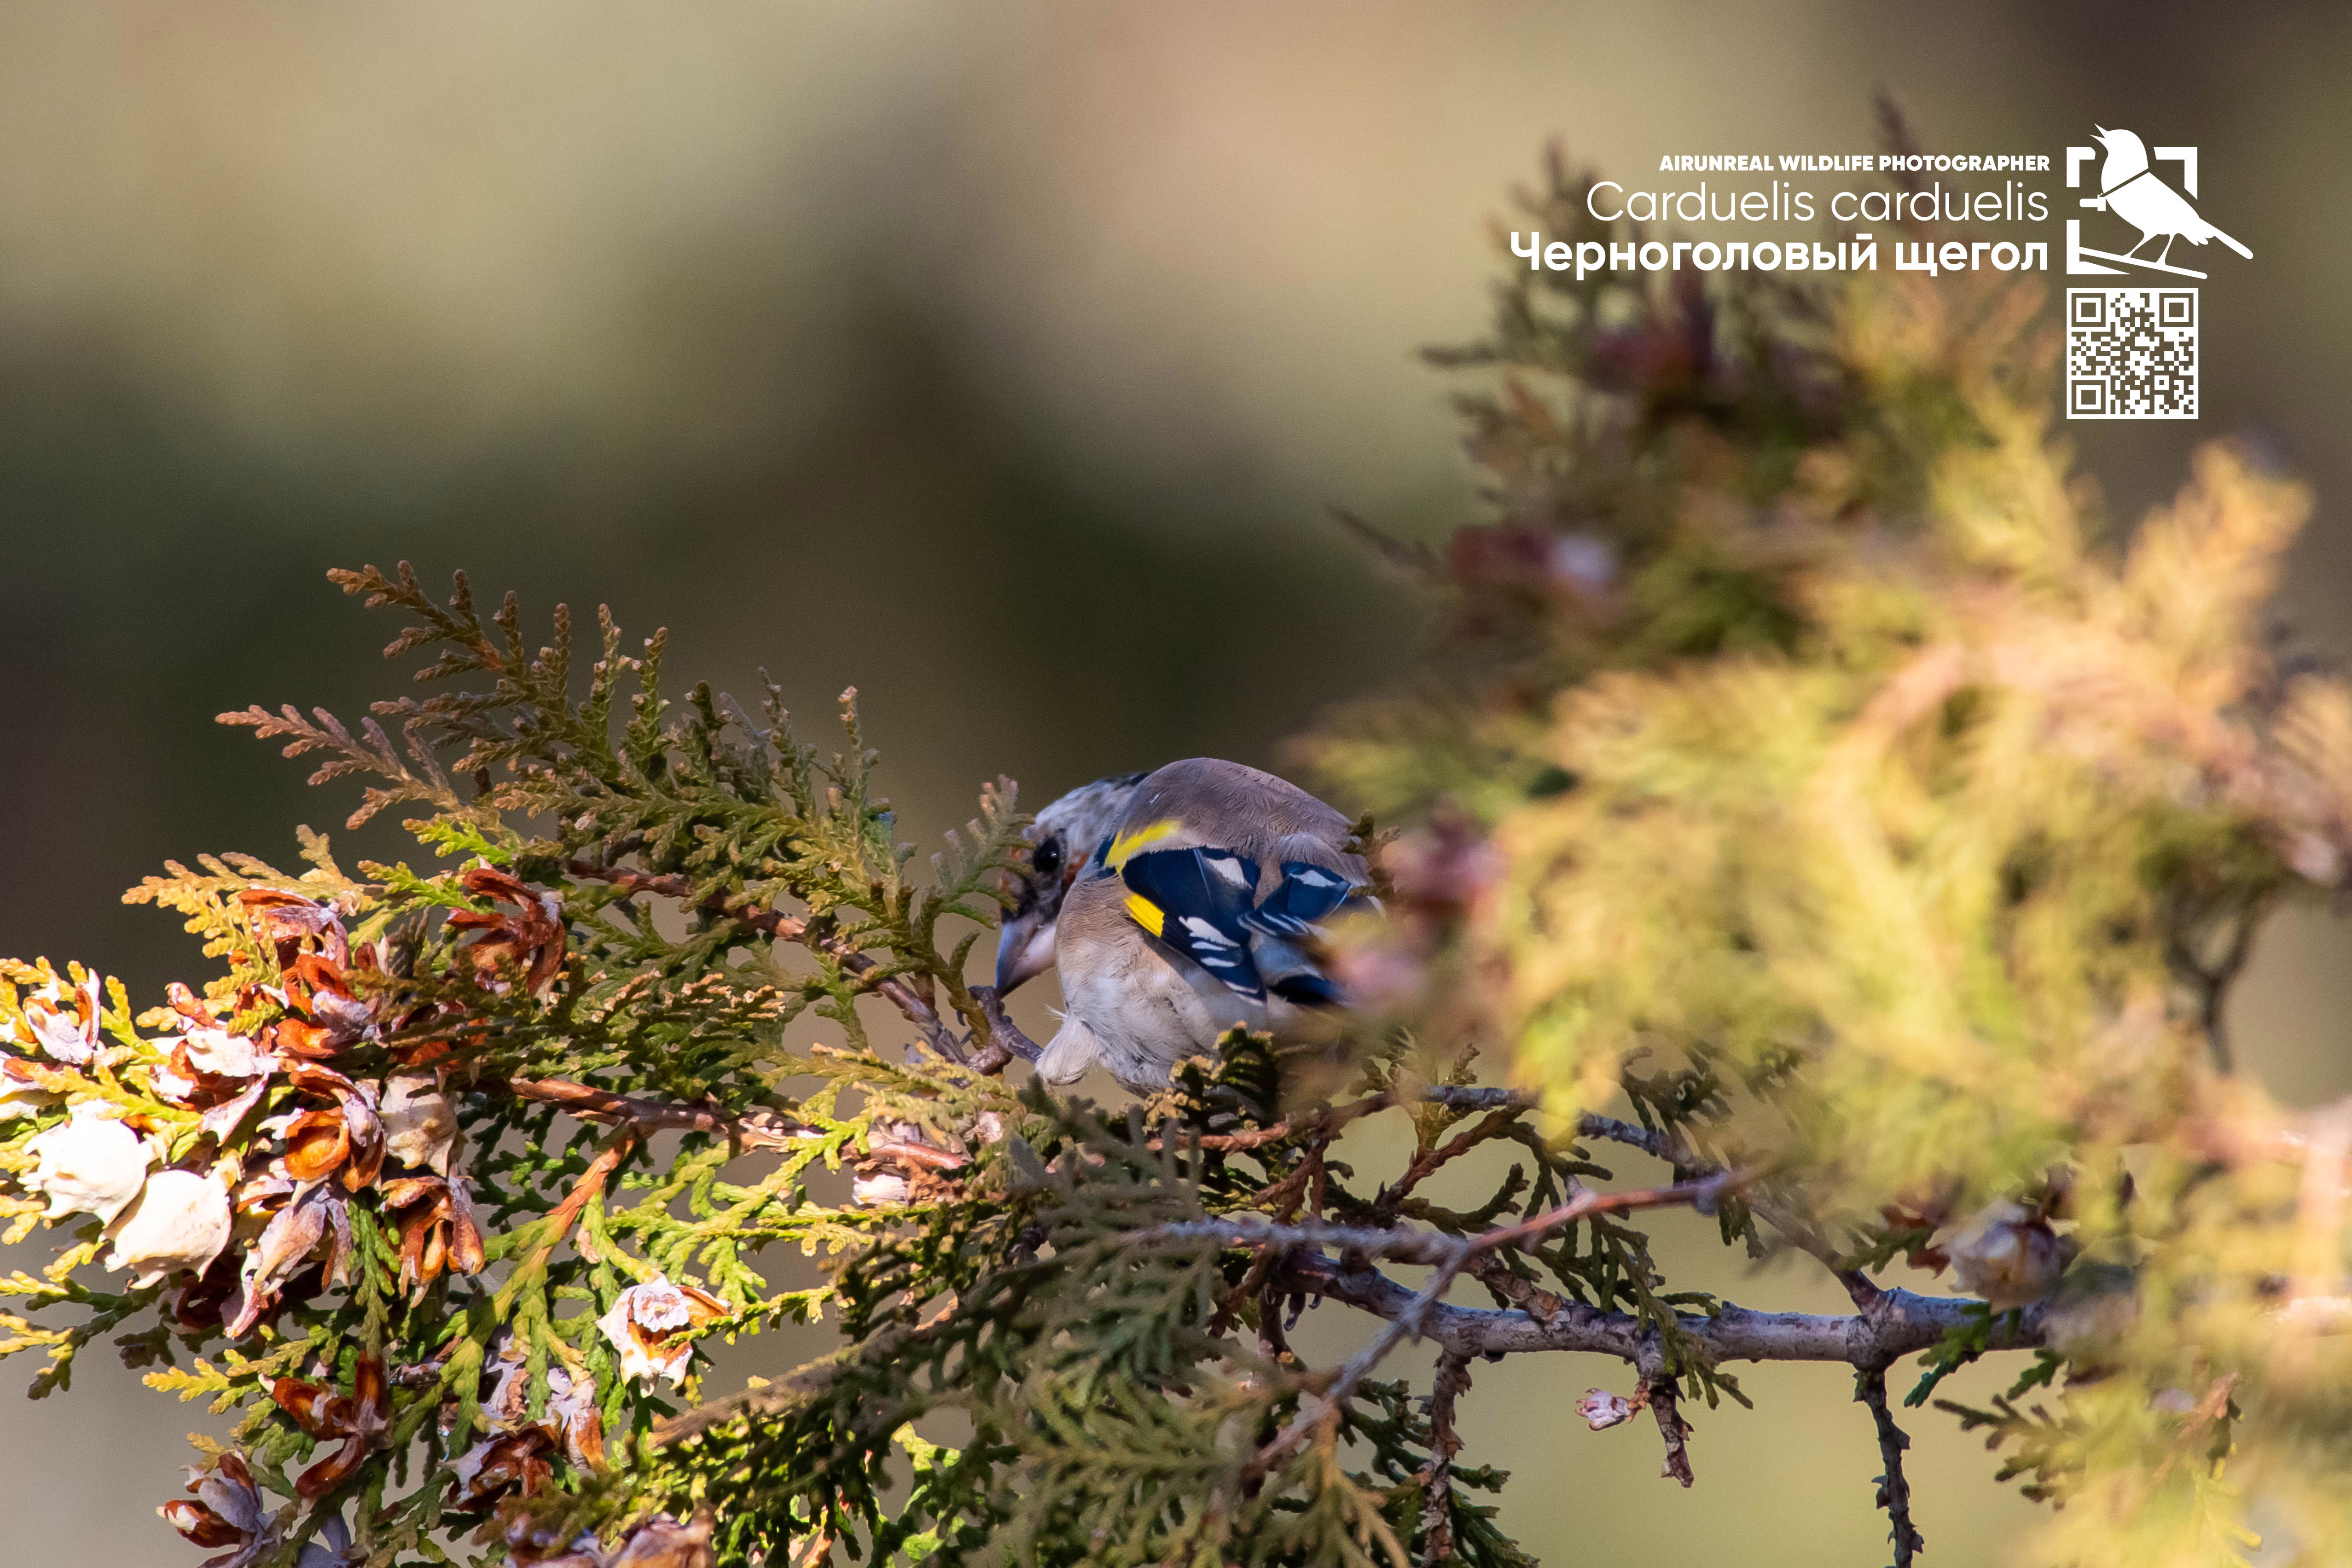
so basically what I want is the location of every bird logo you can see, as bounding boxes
[2067,128,2249,279]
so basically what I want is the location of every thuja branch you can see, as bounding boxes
[1411,1094,1884,1309]
[566,859,963,1058]
[564,856,1040,1068]
[1858,1364,1926,1567]
[967,986,1045,1071]
[505,1075,809,1147]
[1247,1171,1749,1474]
[1283,1253,2046,1368]
[1640,1353,1696,1488]
[1419,1353,1472,1568]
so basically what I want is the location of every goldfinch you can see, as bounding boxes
[993,770,1147,996]
[994,758,1371,1092]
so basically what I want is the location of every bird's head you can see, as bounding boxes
[2092,127,2149,177]
[994,771,1145,994]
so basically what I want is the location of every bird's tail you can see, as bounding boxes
[1251,933,1343,1008]
[1036,1014,1105,1084]
[2209,224,2252,259]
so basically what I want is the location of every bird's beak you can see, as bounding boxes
[2093,126,2110,145]
[994,908,1057,995]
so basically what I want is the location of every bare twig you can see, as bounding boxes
[1858,1364,1925,1565]
[1418,1086,1534,1112]
[1282,1249,2046,1368]
[1573,1111,1683,1162]
[866,1139,969,1173]
[1463,1252,1567,1323]
[966,985,1045,1073]
[1642,1371,1695,1487]
[1332,506,1445,582]
[1120,1214,1471,1268]
[1420,1354,1472,1567]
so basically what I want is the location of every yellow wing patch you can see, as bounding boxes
[1104,818,1183,871]
[1124,891,1167,937]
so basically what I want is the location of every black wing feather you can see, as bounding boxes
[1241,860,1359,937]
[1120,847,1265,999]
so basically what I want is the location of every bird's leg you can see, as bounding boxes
[2155,232,2177,267]
[2122,232,2154,259]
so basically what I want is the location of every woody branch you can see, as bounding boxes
[1279,1249,2045,1367]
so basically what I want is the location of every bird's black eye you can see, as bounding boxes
[1032,838,1063,879]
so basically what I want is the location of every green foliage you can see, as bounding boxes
[1306,142,2352,1564]
[1,566,1057,1565]
[563,1040,1612,1568]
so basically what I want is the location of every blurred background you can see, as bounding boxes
[3,1,2348,1562]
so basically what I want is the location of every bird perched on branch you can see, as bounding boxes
[2082,126,2250,268]
[995,758,1373,1092]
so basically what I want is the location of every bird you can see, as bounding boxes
[2082,127,2250,268]
[994,758,1373,1093]
[991,769,1146,998]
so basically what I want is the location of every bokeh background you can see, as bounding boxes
[5,2,2349,1562]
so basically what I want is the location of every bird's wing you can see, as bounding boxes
[1242,861,1363,937]
[1119,847,1266,999]
[1243,862,1371,1008]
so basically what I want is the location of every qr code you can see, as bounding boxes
[2066,288,2196,419]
